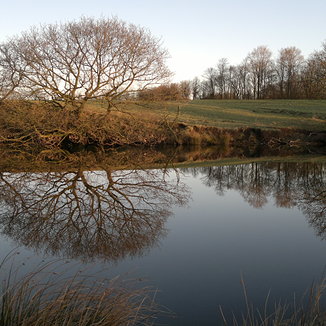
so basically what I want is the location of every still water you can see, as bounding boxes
[0,159,325,325]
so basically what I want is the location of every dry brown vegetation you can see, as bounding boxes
[0,101,325,157]
[0,100,324,158]
[0,255,162,326]
[137,82,191,101]
[0,100,235,151]
[219,277,326,326]
[0,100,174,151]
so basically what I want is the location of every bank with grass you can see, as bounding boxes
[0,100,325,156]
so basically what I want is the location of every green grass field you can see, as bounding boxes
[117,99,326,131]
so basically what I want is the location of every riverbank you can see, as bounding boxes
[0,100,325,154]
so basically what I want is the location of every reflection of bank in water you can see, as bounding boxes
[0,168,189,262]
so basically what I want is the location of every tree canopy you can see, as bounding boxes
[0,17,171,111]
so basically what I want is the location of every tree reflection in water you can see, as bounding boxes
[0,168,189,261]
[0,161,324,264]
[185,162,326,239]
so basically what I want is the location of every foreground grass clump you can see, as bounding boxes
[0,259,160,326]
[220,277,326,326]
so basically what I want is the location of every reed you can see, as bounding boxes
[219,276,326,326]
[0,255,161,326]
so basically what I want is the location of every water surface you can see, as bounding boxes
[0,158,325,325]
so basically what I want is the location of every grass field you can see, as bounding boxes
[114,99,326,131]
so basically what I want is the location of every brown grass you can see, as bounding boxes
[0,100,176,150]
[219,276,326,326]
[0,253,162,326]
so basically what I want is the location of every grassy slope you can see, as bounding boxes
[102,99,326,131]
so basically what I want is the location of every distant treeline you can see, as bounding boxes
[194,43,326,100]
[138,43,326,101]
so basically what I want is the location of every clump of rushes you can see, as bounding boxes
[0,255,161,326]
[219,277,326,326]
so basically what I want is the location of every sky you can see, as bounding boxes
[1,0,325,82]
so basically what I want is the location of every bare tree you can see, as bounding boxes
[318,41,326,97]
[202,67,217,98]
[301,46,326,99]
[179,80,191,99]
[237,59,251,99]
[248,46,273,99]
[216,58,229,98]
[227,65,241,99]
[304,41,326,98]
[276,47,304,98]
[191,77,201,99]
[11,17,171,114]
[0,41,24,102]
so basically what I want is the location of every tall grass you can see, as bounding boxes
[219,276,326,326]
[0,257,325,326]
[0,255,161,326]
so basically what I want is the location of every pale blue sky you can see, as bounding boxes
[1,0,325,81]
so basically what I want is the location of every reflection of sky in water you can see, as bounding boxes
[115,175,324,325]
[0,163,325,325]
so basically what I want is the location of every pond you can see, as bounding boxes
[0,151,325,325]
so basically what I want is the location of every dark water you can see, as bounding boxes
[0,158,325,325]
